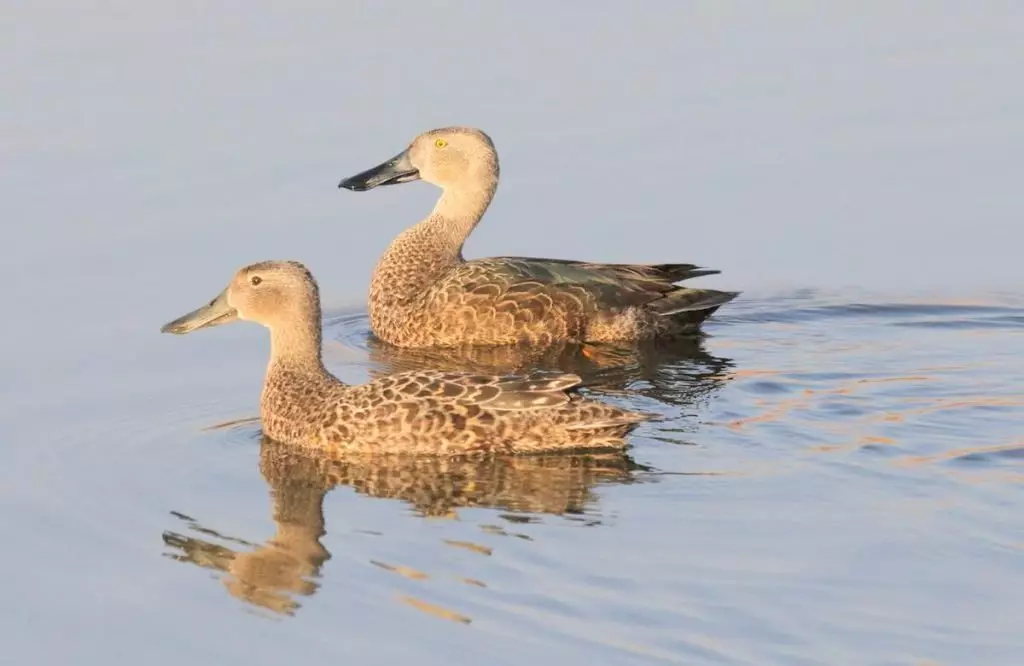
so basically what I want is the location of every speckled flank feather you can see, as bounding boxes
[264,368,647,455]
[162,260,649,454]
[342,126,739,348]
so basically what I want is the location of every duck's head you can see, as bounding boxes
[161,260,320,335]
[339,126,498,192]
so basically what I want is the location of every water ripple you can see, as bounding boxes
[162,290,1023,661]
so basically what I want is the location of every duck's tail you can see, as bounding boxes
[561,401,652,448]
[649,287,740,330]
[604,261,737,329]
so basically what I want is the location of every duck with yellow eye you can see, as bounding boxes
[338,126,739,349]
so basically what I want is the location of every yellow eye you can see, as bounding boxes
[434,138,447,148]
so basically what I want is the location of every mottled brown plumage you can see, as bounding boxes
[339,126,739,348]
[161,260,648,454]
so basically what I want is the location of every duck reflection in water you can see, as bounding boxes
[162,436,648,616]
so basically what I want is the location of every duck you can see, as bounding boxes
[338,126,738,348]
[160,260,648,454]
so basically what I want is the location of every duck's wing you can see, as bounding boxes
[374,370,583,411]
[450,256,734,314]
[492,257,721,285]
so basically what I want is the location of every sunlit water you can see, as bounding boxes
[3,4,1024,665]
[151,294,1020,665]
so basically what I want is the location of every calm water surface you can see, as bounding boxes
[2,4,1023,665]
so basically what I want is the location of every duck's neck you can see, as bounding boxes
[262,304,336,397]
[370,175,497,307]
[260,307,342,443]
[429,178,497,247]
[268,322,325,375]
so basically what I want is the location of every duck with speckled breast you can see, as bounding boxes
[339,126,738,349]
[161,260,649,455]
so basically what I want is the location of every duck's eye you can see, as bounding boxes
[250,275,262,286]
[434,138,447,148]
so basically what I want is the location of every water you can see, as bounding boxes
[2,4,1023,665]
